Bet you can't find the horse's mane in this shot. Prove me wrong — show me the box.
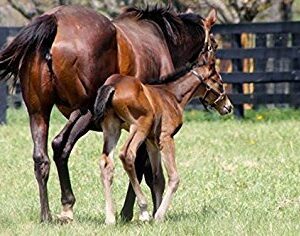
[116,5,204,45]
[147,61,198,85]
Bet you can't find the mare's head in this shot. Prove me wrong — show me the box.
[193,37,233,115]
[175,9,218,66]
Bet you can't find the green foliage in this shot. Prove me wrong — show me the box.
[1,107,300,235]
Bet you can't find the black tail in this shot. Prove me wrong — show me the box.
[94,85,115,122]
[0,14,57,84]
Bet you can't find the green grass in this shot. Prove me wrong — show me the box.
[1,108,300,235]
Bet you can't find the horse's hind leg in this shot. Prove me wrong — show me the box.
[119,126,150,222]
[100,112,121,225]
[53,110,93,222]
[30,112,52,222]
[21,62,54,222]
[52,109,81,154]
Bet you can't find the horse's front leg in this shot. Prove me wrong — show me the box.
[145,140,165,216]
[154,137,180,222]
[30,112,52,222]
[52,110,92,222]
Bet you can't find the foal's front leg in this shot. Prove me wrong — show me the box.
[154,136,180,221]
[100,114,121,225]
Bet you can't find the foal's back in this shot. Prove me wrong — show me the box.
[104,74,183,138]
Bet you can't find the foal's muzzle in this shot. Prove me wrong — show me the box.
[216,97,234,115]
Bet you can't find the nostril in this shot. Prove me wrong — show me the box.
[226,105,233,113]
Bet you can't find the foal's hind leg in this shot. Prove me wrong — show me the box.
[53,110,93,222]
[100,113,121,225]
[119,126,150,222]
[120,143,149,222]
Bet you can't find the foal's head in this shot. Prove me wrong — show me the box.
[193,39,233,115]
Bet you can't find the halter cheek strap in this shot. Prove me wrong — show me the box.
[191,70,225,109]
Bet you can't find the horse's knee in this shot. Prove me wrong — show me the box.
[53,143,71,165]
[33,152,50,181]
[52,134,63,152]
[100,156,114,179]
[119,151,134,171]
[52,135,65,164]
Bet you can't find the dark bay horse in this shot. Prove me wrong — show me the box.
[94,48,233,224]
[0,5,217,222]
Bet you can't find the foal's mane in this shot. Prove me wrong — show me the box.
[147,61,198,85]
[117,5,204,45]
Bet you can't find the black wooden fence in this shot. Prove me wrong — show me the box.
[0,27,21,124]
[0,22,300,122]
[212,21,300,117]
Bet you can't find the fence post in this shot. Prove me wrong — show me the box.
[291,33,300,108]
[231,34,244,118]
[0,81,7,124]
[253,33,267,109]
[0,28,9,124]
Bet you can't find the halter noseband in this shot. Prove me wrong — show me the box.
[191,69,225,110]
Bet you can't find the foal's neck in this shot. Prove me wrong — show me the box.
[166,67,204,109]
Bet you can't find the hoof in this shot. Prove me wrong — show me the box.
[105,217,116,225]
[120,209,133,222]
[40,213,52,223]
[57,215,73,224]
[139,211,150,222]
[154,213,164,222]
[57,210,74,224]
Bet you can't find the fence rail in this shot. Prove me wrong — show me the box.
[212,21,300,117]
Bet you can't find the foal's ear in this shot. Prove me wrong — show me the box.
[205,9,217,29]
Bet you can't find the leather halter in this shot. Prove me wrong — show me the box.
[190,69,225,109]
[188,30,225,110]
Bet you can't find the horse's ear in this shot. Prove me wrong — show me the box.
[205,9,217,29]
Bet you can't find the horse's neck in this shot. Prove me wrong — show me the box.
[166,71,202,109]
[114,20,175,80]
[169,25,205,68]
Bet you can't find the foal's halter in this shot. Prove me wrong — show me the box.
[190,30,225,110]
[191,69,225,110]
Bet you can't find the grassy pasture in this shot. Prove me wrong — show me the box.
[1,108,300,235]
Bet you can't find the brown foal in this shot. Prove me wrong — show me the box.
[94,52,233,224]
